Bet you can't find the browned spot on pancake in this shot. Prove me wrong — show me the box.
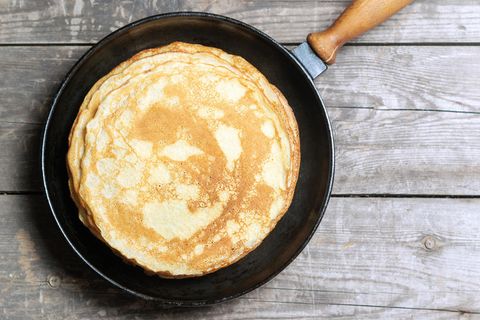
[249,184,274,211]
[109,203,160,243]
[132,105,178,144]
[188,199,209,212]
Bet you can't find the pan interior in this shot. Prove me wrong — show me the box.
[42,13,333,304]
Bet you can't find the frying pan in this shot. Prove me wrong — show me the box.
[41,0,412,305]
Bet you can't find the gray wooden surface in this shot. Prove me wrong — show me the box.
[1,0,480,319]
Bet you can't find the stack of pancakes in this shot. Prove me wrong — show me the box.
[67,42,300,278]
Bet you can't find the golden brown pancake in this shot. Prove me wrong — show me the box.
[67,42,300,277]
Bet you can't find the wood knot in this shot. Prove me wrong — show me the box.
[422,235,437,251]
[47,275,61,288]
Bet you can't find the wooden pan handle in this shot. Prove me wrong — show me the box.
[307,0,414,64]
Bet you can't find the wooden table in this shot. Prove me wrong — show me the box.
[1,1,480,319]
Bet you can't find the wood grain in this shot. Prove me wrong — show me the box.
[0,122,41,192]
[1,195,480,317]
[331,108,480,195]
[2,44,479,126]
[318,45,480,113]
[2,107,479,194]
[0,0,479,44]
[1,46,480,193]
[0,47,84,125]
[2,52,480,195]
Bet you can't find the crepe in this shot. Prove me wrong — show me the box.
[67,42,300,277]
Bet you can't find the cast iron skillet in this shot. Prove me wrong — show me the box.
[41,1,411,306]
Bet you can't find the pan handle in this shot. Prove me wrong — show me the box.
[307,0,414,64]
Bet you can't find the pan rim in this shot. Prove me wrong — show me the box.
[40,11,335,306]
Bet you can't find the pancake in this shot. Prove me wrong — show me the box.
[67,42,300,278]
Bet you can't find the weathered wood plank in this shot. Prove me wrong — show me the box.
[2,107,480,194]
[332,108,480,195]
[1,195,480,317]
[1,49,480,195]
[318,45,480,113]
[0,0,479,44]
[0,122,41,192]
[2,45,479,126]
[0,47,84,124]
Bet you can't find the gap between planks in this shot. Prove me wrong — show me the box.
[2,42,480,47]
[2,191,480,199]
[240,298,480,316]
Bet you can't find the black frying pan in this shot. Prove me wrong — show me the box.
[41,1,411,306]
